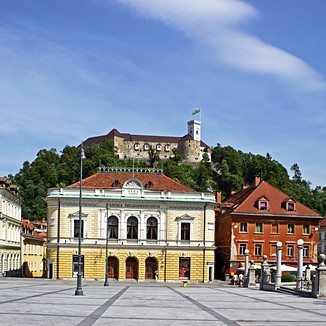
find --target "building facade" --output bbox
[22,219,47,277]
[0,177,22,276]
[45,168,216,282]
[318,216,326,254]
[215,177,322,279]
[83,120,211,163]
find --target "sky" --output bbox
[1,0,326,187]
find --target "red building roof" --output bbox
[320,216,326,227]
[68,171,195,193]
[222,180,321,218]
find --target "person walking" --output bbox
[233,274,239,286]
[239,273,244,287]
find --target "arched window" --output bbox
[107,216,118,239]
[146,217,158,240]
[127,216,138,239]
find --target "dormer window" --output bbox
[287,202,295,211]
[259,201,268,210]
[283,198,296,211]
[257,196,269,210]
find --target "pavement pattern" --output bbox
[0,278,325,326]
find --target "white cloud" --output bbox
[117,0,326,91]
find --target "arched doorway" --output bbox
[126,257,138,279]
[145,257,157,280]
[107,256,119,279]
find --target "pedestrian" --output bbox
[239,273,244,287]
[233,274,239,286]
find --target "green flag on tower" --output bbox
[192,108,200,115]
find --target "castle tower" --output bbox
[187,120,201,142]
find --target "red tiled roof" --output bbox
[68,172,195,192]
[222,181,321,217]
[320,216,326,227]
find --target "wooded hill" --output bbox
[9,140,326,220]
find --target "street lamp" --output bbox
[75,144,85,296]
[104,203,109,286]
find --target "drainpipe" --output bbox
[202,204,207,283]
[56,197,61,279]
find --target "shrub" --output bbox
[282,274,296,282]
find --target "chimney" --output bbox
[241,184,248,190]
[253,176,261,187]
[231,190,236,195]
[215,191,222,204]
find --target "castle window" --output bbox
[134,143,140,151]
[165,144,170,152]
[156,144,161,151]
[144,144,150,151]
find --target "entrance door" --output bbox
[145,257,157,280]
[107,257,118,279]
[48,263,53,279]
[126,257,138,279]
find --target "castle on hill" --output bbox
[83,120,211,163]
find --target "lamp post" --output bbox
[75,144,85,296]
[104,203,109,286]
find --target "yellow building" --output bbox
[45,167,216,282]
[22,219,47,277]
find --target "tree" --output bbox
[291,163,302,183]
[148,146,160,167]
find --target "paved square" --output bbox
[0,278,326,326]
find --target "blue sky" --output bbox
[1,0,326,187]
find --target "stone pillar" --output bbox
[314,254,326,297]
[243,249,249,287]
[247,260,256,288]
[275,241,282,288]
[244,249,249,277]
[260,255,270,290]
[296,239,304,290]
[305,265,311,281]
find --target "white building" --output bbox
[0,177,22,276]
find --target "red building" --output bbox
[215,177,322,279]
